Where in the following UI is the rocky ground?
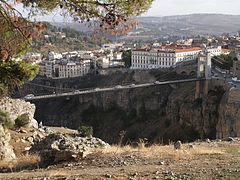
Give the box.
[0,126,240,180]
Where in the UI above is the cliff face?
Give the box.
[217,88,240,138]
[32,80,237,144]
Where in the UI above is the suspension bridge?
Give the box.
[24,50,214,101]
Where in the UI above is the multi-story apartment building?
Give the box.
[56,60,91,78]
[39,60,56,78]
[131,47,201,69]
[39,58,91,78]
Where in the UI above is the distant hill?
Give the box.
[137,14,240,35]
[50,14,240,41]
[50,22,94,33]
[32,22,108,54]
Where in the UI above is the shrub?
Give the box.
[0,83,8,97]
[78,125,93,137]
[15,113,30,128]
[0,110,13,128]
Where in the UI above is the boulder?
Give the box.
[224,137,235,141]
[30,133,110,163]
[0,125,16,160]
[0,97,38,128]
[174,141,182,150]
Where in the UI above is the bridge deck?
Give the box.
[26,78,205,100]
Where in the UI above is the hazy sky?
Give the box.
[145,0,240,16]
[17,0,240,22]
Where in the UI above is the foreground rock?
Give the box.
[0,97,38,128]
[0,125,16,160]
[29,133,110,163]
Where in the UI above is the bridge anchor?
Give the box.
[195,50,211,99]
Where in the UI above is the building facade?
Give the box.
[207,46,222,57]
[131,48,201,69]
[39,59,91,78]
[56,61,90,78]
[39,60,56,78]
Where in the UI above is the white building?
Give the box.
[113,52,123,60]
[56,60,90,78]
[131,48,201,69]
[22,52,42,64]
[39,60,56,78]
[39,59,91,78]
[97,56,110,68]
[207,46,222,57]
[102,43,123,50]
[48,52,62,60]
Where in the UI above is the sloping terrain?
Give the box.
[1,138,240,179]
[130,14,240,39]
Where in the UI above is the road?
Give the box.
[26,78,204,100]
[212,67,240,88]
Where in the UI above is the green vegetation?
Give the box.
[78,125,93,137]
[0,1,152,96]
[33,23,106,53]
[20,0,153,32]
[0,110,13,129]
[15,113,30,128]
[0,61,39,96]
[122,50,132,68]
[212,54,233,70]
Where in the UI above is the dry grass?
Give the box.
[101,144,224,160]
[0,154,41,171]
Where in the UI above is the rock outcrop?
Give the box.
[31,81,237,144]
[0,125,16,160]
[0,97,38,128]
[217,88,240,138]
[30,133,109,163]
[19,68,239,143]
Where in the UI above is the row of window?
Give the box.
[59,68,90,77]
[133,57,175,61]
[133,53,175,57]
[176,52,199,57]
[133,51,200,57]
[59,68,86,71]
[132,61,174,67]
[132,59,175,64]
[132,64,172,69]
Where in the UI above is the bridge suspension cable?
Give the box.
[25,82,74,91]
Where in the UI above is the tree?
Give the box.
[0,110,13,128]
[0,60,39,95]
[0,0,153,96]
[21,0,153,32]
[122,50,132,68]
[212,54,233,70]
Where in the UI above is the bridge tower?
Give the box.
[195,49,212,99]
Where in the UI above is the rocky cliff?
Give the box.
[217,88,240,138]
[0,125,16,160]
[30,79,238,144]
[0,97,38,128]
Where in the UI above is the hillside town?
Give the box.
[2,0,240,179]
[22,32,240,79]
